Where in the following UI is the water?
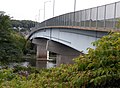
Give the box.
[1,52,57,69]
[8,60,56,69]
[8,62,29,68]
[36,61,56,69]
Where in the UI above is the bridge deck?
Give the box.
[30,26,120,36]
[42,26,120,32]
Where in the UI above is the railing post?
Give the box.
[104,5,106,29]
[68,13,70,26]
[63,15,65,26]
[53,17,55,26]
[62,15,64,26]
[67,14,69,26]
[96,7,98,29]
[64,15,66,26]
[54,18,55,26]
[70,13,72,26]
[58,16,60,26]
[84,10,86,27]
[80,11,82,27]
[72,12,74,26]
[74,0,76,26]
[79,11,81,27]
[69,13,72,26]
[89,8,92,28]
[65,14,67,26]
[59,16,61,26]
[62,15,63,26]
[113,2,117,29]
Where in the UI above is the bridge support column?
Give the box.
[46,40,80,66]
[32,38,47,60]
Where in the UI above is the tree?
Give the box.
[11,20,36,29]
[0,13,26,64]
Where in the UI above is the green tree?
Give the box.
[0,13,26,64]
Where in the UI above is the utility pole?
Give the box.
[44,1,51,27]
[53,0,55,17]
[38,9,43,22]
[44,1,51,21]
[73,0,76,26]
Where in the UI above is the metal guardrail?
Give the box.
[35,1,120,31]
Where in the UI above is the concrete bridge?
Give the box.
[28,1,120,66]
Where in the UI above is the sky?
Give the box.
[0,0,120,22]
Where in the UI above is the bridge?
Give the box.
[28,1,120,66]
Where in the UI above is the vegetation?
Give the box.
[11,20,38,32]
[0,32,120,87]
[11,20,36,29]
[116,19,120,29]
[10,20,37,36]
[0,13,28,64]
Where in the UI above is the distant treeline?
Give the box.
[11,20,39,29]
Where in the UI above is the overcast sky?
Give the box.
[0,0,120,22]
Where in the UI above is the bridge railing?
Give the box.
[36,1,120,30]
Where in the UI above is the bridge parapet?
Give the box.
[32,1,120,33]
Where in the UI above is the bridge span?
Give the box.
[28,1,120,66]
[29,26,108,66]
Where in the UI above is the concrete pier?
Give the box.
[32,38,47,60]
[46,40,80,66]
[32,38,80,66]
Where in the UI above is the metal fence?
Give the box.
[37,1,120,29]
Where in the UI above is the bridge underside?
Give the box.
[32,38,80,66]
[30,27,108,66]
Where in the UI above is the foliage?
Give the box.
[116,19,120,29]
[12,65,40,74]
[0,13,11,30]
[0,13,27,64]
[23,40,34,55]
[0,68,16,84]
[1,32,120,87]
[11,20,36,29]
[0,66,40,86]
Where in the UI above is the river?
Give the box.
[0,52,57,69]
[7,60,56,69]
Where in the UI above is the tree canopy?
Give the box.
[0,13,27,64]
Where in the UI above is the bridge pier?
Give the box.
[46,40,80,66]
[32,38,47,60]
